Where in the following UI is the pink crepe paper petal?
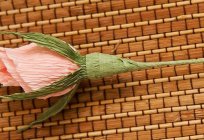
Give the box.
[0,49,21,87]
[0,43,79,99]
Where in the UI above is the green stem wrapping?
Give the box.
[86,53,204,79]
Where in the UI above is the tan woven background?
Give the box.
[1,0,204,139]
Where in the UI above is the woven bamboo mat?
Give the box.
[1,0,204,139]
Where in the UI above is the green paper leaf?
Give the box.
[0,69,83,100]
[17,83,79,133]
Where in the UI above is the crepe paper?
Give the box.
[0,32,204,132]
[0,42,80,100]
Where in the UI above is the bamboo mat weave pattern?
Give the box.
[1,0,204,139]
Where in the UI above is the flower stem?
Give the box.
[86,53,204,79]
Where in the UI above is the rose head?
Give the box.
[0,43,79,99]
[0,32,86,101]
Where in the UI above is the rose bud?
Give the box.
[0,32,86,132]
[1,32,204,132]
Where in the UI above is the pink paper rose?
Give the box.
[0,43,79,99]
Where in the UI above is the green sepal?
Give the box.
[0,31,82,63]
[0,69,83,100]
[17,83,79,133]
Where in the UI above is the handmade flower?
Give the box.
[0,32,204,132]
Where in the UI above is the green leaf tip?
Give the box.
[0,95,10,99]
[17,83,79,133]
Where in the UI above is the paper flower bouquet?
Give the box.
[1,32,204,132]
